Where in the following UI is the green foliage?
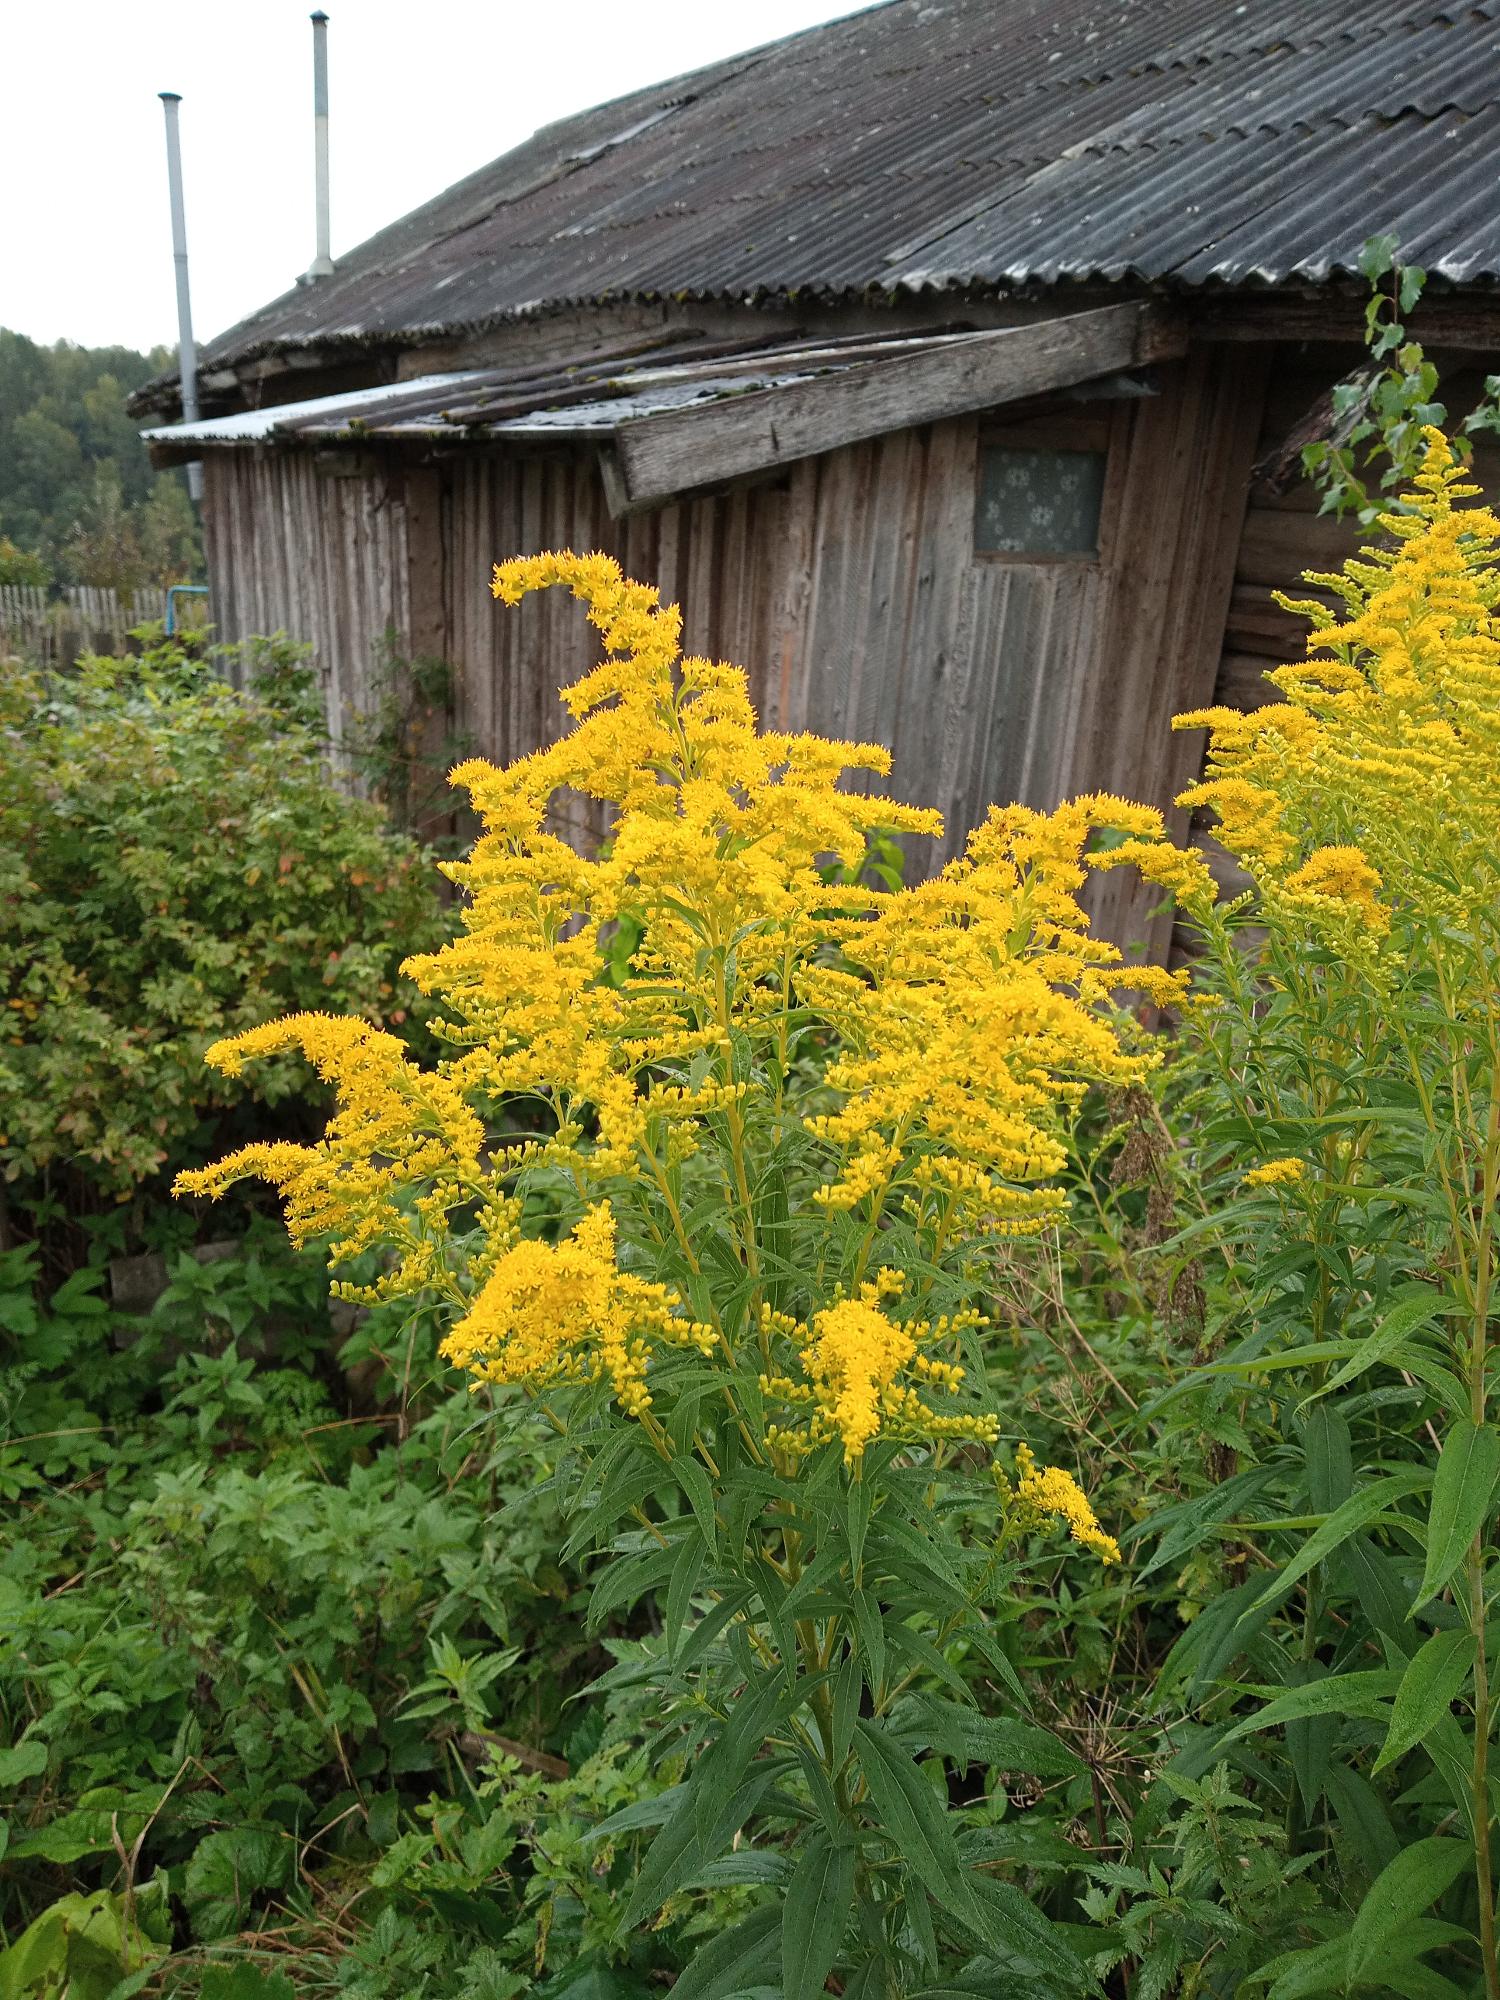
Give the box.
[0,1230,655,1994]
[0,540,49,589]
[0,631,444,1232]
[8,414,1500,1999]
[1302,234,1500,521]
[0,329,200,588]
[341,629,472,843]
[0,1881,170,1998]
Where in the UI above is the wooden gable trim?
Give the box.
[598,302,1187,516]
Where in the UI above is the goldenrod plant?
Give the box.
[1155,433,1500,1999]
[179,551,1207,1993]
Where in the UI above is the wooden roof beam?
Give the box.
[599,301,1186,516]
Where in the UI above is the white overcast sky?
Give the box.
[0,0,864,356]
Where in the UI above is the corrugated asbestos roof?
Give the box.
[179,0,1500,380]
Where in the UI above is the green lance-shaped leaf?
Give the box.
[959,1877,1096,1994]
[1344,1838,1472,1991]
[1213,1669,1401,1753]
[1413,1419,1500,1613]
[671,1454,719,1562]
[853,1720,973,1915]
[781,1834,856,2000]
[665,1902,782,2000]
[623,1762,775,1927]
[1374,1628,1476,1774]
[894,1693,1086,1779]
[1243,1467,1430,1620]
[1297,1283,1457,1412]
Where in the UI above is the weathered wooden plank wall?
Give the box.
[203,344,1270,955]
[202,451,411,760]
[445,346,1263,951]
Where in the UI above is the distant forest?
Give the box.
[0,330,200,590]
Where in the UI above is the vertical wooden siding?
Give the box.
[202,451,410,757]
[202,346,1266,953]
[445,346,1263,949]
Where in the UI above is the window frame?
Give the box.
[972,407,1129,569]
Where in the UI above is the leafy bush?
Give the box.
[0,1235,657,1997]
[0,630,444,1243]
[1134,433,1500,1997]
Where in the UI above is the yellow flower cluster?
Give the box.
[178,550,1193,1462]
[1175,430,1500,967]
[805,793,1212,1232]
[441,1203,712,1415]
[1241,1157,1307,1189]
[1002,1442,1120,1563]
[761,1276,994,1464]
[174,1013,484,1294]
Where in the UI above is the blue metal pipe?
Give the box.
[165,584,209,636]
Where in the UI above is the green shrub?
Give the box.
[0,631,444,1245]
[0,1239,638,1993]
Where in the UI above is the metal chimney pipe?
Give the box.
[307,12,335,279]
[158,92,202,503]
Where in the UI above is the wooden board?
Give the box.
[605,303,1187,513]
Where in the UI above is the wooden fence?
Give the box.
[0,585,209,665]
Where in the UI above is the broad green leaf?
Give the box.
[959,1877,1094,1994]
[1158,1572,1290,1705]
[675,1587,754,1675]
[586,1541,679,1631]
[1261,1932,1350,2000]
[692,1676,784,1841]
[664,1530,706,1659]
[831,1650,862,1769]
[1414,1420,1500,1612]
[623,1767,772,1925]
[882,1615,976,1700]
[1375,1628,1476,1773]
[1132,1467,1277,1578]
[1216,1669,1401,1750]
[1322,1763,1400,1880]
[0,1740,47,1787]
[781,1835,855,2000]
[1345,1839,1472,1989]
[690,1850,792,1888]
[846,1476,874,1577]
[1301,1406,1352,1515]
[587,1784,685,1843]
[1420,1709,1479,1840]
[201,1968,298,2000]
[953,1614,1029,1708]
[1283,1663,1337,1815]
[671,1454,718,1561]
[853,1594,886,1695]
[904,1867,939,1971]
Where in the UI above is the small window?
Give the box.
[975,444,1108,559]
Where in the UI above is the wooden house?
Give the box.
[135,0,1500,954]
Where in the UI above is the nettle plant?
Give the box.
[1159,435,1500,1998]
[180,553,1206,1995]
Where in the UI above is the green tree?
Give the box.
[0,328,199,583]
[0,537,49,586]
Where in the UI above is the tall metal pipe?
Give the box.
[158,92,202,502]
[308,12,335,279]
